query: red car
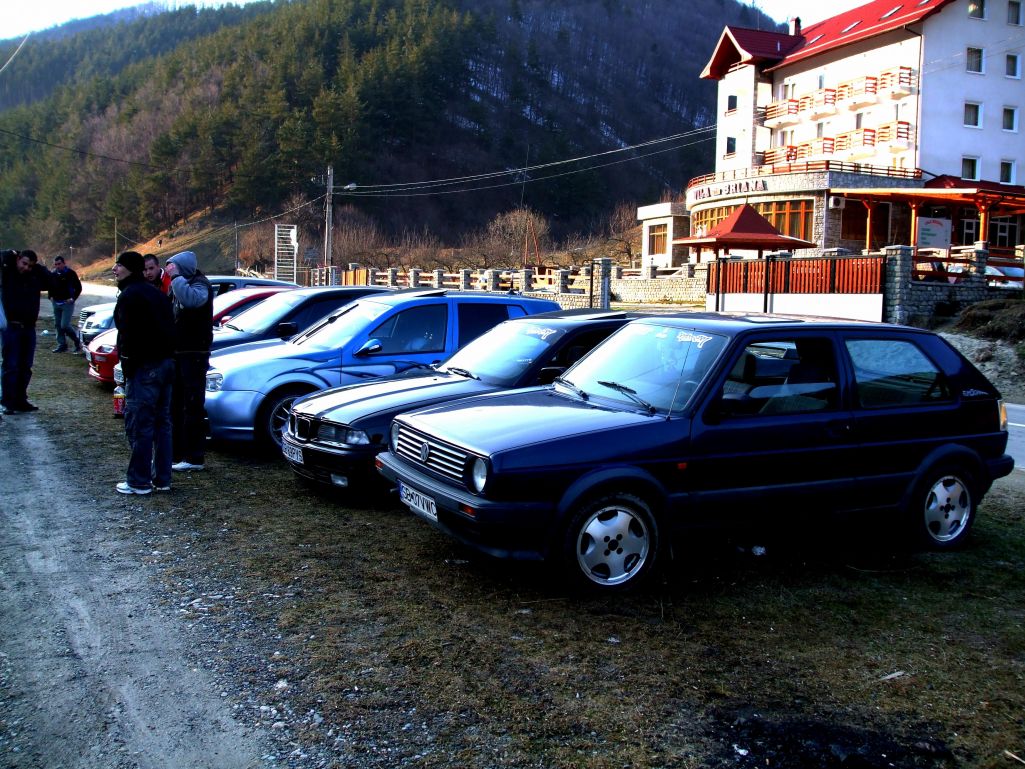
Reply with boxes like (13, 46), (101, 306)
(86, 286), (294, 385)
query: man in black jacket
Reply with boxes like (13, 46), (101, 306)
(49, 254), (83, 353)
(112, 251), (176, 495)
(1, 249), (51, 415)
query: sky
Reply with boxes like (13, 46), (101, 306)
(5, 0), (871, 39)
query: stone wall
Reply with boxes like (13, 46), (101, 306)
(609, 265), (708, 304)
(883, 244), (989, 325)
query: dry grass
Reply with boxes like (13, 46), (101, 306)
(24, 333), (1025, 768)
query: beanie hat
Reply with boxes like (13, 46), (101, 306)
(116, 251), (144, 273)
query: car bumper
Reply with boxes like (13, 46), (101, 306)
(87, 364), (115, 384)
(281, 434), (385, 489)
(204, 388), (261, 441)
(987, 453), (1015, 482)
(376, 451), (555, 561)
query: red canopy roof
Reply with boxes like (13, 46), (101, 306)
(674, 204), (817, 252)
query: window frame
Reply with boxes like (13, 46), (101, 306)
(843, 337), (953, 410)
(1007, 53), (1022, 77)
(1009, 0), (1023, 24)
(963, 101), (983, 127)
(1003, 106), (1019, 131)
(961, 156), (981, 181)
(647, 223), (668, 256)
(1000, 159), (1017, 184)
(967, 46), (985, 73)
(968, 0), (987, 18)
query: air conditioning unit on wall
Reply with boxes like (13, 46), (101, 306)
(828, 195), (846, 210)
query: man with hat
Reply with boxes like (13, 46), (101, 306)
(112, 250), (176, 495)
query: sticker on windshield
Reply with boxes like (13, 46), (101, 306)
(526, 327), (559, 340)
(676, 331), (715, 348)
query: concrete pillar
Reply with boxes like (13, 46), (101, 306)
(485, 269), (501, 292)
(558, 270), (571, 294)
(366, 268), (378, 286)
(883, 245), (913, 324)
(387, 268), (399, 287)
(459, 269), (472, 290)
(520, 269), (533, 292)
(409, 268), (421, 288)
(595, 257), (612, 310)
(646, 264), (658, 279)
(433, 269), (445, 288)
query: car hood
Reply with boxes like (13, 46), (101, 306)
(211, 340), (336, 391)
(293, 373), (497, 428)
(401, 388), (672, 459)
(210, 327), (269, 350)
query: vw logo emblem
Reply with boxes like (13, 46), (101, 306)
(420, 442), (431, 463)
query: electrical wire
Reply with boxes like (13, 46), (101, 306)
(0, 34), (31, 78)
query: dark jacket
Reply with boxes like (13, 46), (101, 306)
(114, 272), (175, 376)
(49, 266), (82, 303)
(1, 250), (51, 326)
(167, 251), (213, 353)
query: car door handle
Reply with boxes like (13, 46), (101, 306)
(826, 420), (853, 439)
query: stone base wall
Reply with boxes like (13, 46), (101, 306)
(609, 265), (708, 304)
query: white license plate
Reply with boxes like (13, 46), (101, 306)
(282, 442), (303, 465)
(399, 482), (437, 522)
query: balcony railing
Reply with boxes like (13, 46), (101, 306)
(834, 128), (876, 154)
(800, 88), (837, 118)
(686, 160), (922, 190)
(875, 120), (913, 151)
(878, 66), (914, 97)
(836, 76), (879, 107)
(764, 99), (800, 124)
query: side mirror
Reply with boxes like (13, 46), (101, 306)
(354, 339), (383, 357)
(538, 366), (565, 385)
(276, 321), (298, 338)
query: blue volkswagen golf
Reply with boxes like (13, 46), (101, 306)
(377, 314), (1014, 592)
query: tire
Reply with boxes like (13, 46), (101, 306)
(909, 465), (978, 550)
(258, 386), (312, 451)
(561, 493), (659, 591)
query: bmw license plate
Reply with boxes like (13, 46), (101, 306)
(282, 442), (303, 465)
(399, 482), (437, 522)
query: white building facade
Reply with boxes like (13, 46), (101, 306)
(676, 0), (1025, 258)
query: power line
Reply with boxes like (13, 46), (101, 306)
(0, 34), (31, 78)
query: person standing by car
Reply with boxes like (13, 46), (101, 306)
(1, 249), (51, 415)
(143, 254), (172, 296)
(112, 251), (175, 495)
(164, 250), (213, 472)
(49, 255), (83, 353)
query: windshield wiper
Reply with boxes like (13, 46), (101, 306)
(596, 380), (654, 413)
(446, 366), (480, 380)
(223, 323), (242, 331)
(554, 376), (588, 400)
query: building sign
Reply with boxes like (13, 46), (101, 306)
(917, 217), (952, 248)
(691, 178), (769, 201)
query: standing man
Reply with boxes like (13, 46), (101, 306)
(143, 254), (172, 295)
(164, 250), (213, 472)
(49, 255), (83, 353)
(1, 249), (51, 415)
(112, 251), (175, 495)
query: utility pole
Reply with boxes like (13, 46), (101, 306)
(113, 217), (117, 258)
(323, 164), (334, 268)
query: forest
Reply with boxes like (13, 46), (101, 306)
(0, 0), (779, 269)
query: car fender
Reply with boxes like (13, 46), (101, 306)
(258, 372), (330, 402)
(551, 465), (669, 539)
(901, 443), (988, 504)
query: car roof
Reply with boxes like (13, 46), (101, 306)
(207, 275), (298, 286)
(627, 311), (915, 336)
(358, 288), (558, 308)
(282, 285), (392, 299)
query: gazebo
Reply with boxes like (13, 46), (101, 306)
(673, 203), (817, 261)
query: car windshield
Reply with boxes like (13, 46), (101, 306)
(221, 291), (311, 333)
(289, 299), (392, 349)
(561, 322), (728, 415)
(438, 321), (567, 386)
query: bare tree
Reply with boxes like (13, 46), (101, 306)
(330, 205), (386, 268)
(461, 208), (552, 270)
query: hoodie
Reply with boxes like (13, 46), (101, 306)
(167, 251), (214, 352)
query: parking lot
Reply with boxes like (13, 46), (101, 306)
(1, 335), (1023, 768)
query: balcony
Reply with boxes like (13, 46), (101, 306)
(878, 66), (915, 98)
(764, 145), (799, 164)
(835, 128), (877, 158)
(875, 120), (913, 152)
(801, 88), (837, 119)
(837, 76), (879, 109)
(764, 99), (800, 128)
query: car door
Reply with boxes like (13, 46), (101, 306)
(686, 331), (859, 523)
(333, 302), (452, 386)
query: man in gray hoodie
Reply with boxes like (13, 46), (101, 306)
(164, 251), (213, 472)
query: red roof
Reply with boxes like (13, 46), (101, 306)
(702, 0), (955, 79)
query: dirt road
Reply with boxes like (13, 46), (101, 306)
(0, 414), (273, 769)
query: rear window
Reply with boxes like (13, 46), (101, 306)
(845, 338), (951, 407)
(457, 303), (512, 347)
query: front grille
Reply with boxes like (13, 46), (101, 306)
(394, 424), (468, 484)
(78, 309), (89, 325)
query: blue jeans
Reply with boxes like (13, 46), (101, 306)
(1, 323), (36, 409)
(125, 359), (174, 489)
(51, 300), (80, 349)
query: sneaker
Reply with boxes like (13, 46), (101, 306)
(51, 346), (68, 353)
(172, 461), (205, 472)
(17, 402), (39, 412)
(153, 485), (171, 493)
(116, 482), (152, 495)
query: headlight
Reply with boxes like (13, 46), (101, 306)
(97, 344), (116, 354)
(390, 422), (401, 451)
(470, 457), (488, 494)
(205, 371), (224, 392)
(318, 423), (370, 446)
